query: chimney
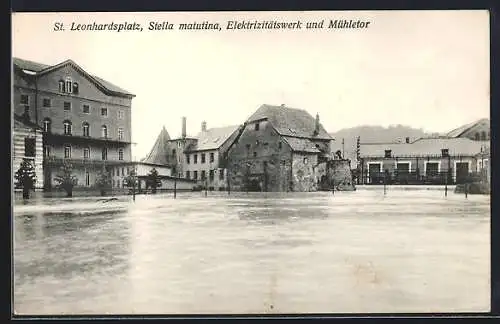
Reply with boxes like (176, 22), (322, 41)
(201, 121), (207, 132)
(181, 117), (186, 138)
(314, 113), (320, 134)
(405, 137), (410, 144)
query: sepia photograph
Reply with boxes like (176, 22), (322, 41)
(11, 10), (490, 315)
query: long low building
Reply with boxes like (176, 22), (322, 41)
(359, 137), (489, 185)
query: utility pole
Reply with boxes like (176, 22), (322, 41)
(174, 176), (177, 199)
(342, 138), (345, 159)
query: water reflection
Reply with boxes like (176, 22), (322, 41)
(234, 199), (330, 225)
(14, 209), (130, 283)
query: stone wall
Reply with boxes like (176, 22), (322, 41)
(315, 159), (355, 190)
(227, 120), (294, 192)
(291, 153), (318, 191)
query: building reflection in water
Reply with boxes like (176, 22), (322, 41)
(13, 209), (131, 284)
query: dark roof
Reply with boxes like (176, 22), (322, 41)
(141, 126), (171, 165)
(185, 125), (239, 152)
(282, 136), (321, 153)
(360, 137), (488, 158)
(247, 104), (332, 140)
(13, 114), (43, 131)
(446, 118), (490, 138)
(13, 57), (134, 97)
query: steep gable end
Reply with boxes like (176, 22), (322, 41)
(247, 104), (332, 140)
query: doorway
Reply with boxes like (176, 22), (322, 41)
(455, 162), (469, 184)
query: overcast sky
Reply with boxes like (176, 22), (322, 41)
(12, 10), (489, 159)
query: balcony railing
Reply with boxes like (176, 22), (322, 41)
(363, 170), (469, 185)
(43, 156), (130, 166)
(43, 132), (133, 144)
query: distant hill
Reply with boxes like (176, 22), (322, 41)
(329, 125), (439, 167)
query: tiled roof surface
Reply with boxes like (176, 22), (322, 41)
(13, 57), (134, 96)
(13, 57), (50, 71)
(13, 114), (43, 130)
(141, 126), (171, 165)
(360, 137), (489, 158)
(247, 104), (332, 140)
(186, 125), (239, 151)
(446, 118), (490, 138)
(282, 136), (321, 153)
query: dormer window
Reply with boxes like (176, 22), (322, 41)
(384, 150), (392, 158)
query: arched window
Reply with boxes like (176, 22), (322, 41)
(73, 82), (79, 94)
(63, 120), (72, 135)
(481, 131), (486, 140)
(101, 125), (108, 138)
(475, 132), (480, 140)
(42, 118), (52, 133)
(58, 80), (65, 92)
(82, 122), (90, 137)
(65, 77), (73, 94)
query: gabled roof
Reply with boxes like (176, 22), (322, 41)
(13, 57), (135, 97)
(282, 136), (321, 153)
(360, 137), (488, 158)
(141, 126), (171, 165)
(446, 118), (489, 138)
(185, 125), (239, 152)
(247, 104), (332, 140)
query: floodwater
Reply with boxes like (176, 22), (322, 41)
(12, 188), (490, 315)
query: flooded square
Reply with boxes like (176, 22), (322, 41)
(13, 188), (490, 315)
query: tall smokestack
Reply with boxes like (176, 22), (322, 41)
(315, 113), (320, 134)
(181, 117), (186, 138)
(201, 121), (207, 132)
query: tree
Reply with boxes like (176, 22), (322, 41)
(146, 168), (162, 194)
(124, 168), (138, 200)
(54, 161), (78, 197)
(95, 167), (112, 196)
(15, 158), (37, 199)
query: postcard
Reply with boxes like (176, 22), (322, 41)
(11, 10), (490, 315)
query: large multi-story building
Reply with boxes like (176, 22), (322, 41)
(13, 57), (135, 191)
(225, 104), (335, 192)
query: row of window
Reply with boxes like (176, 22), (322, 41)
(80, 171), (129, 187)
(59, 77), (78, 94)
(43, 119), (125, 139)
(473, 131), (489, 141)
(20, 94), (125, 118)
(185, 169), (224, 181)
(186, 152), (215, 164)
(44, 145), (125, 161)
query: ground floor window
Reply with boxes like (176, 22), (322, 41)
(219, 169), (224, 180)
(85, 171), (90, 186)
(64, 145), (71, 159)
(425, 162), (439, 176)
(186, 171), (190, 179)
